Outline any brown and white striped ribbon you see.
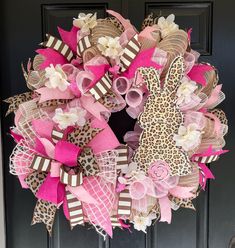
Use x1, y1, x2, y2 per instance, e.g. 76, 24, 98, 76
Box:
194, 155, 219, 164
41, 34, 73, 61
77, 35, 92, 56
66, 190, 84, 228
117, 189, 132, 217
115, 145, 129, 171
60, 166, 83, 187
120, 34, 141, 72
111, 215, 121, 228
51, 128, 65, 143
30, 155, 51, 172
89, 73, 112, 101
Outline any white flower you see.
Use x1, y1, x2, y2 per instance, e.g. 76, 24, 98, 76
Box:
118, 162, 146, 185
133, 213, 157, 233
173, 123, 201, 151
52, 107, 87, 129
176, 77, 198, 105
157, 14, 179, 38
121, 161, 137, 175
73, 13, 97, 33
97, 36, 123, 60
45, 64, 70, 91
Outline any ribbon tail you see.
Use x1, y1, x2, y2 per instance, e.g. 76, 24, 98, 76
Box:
198, 163, 215, 190
169, 186, 195, 199
67, 185, 98, 204
4, 92, 34, 116
31, 199, 57, 236
65, 189, 84, 229
158, 196, 172, 224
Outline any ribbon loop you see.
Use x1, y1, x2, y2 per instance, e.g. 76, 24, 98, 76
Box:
60, 165, 83, 187
120, 34, 141, 72
88, 73, 112, 101
41, 34, 73, 61
30, 155, 52, 172
51, 128, 66, 143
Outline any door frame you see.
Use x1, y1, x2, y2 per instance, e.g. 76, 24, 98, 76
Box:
0, 120, 6, 248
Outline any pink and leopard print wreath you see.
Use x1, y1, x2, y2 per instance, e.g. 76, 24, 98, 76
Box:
4, 10, 228, 238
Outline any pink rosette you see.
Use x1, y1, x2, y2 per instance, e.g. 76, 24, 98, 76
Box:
148, 161, 179, 198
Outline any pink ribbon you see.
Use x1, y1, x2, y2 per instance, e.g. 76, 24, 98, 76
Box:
36, 87, 74, 103
188, 64, 214, 86
125, 87, 146, 108
113, 76, 132, 95
36, 173, 65, 204
198, 163, 215, 190
80, 95, 110, 120
106, 10, 135, 31
66, 185, 98, 204
158, 197, 172, 224
55, 140, 81, 167
36, 48, 68, 69
192, 145, 229, 160
203, 85, 223, 108
122, 47, 162, 79
88, 117, 120, 154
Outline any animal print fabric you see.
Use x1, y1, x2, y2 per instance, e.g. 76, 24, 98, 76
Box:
170, 196, 195, 210
133, 56, 191, 176
78, 147, 100, 176
98, 90, 122, 110
25, 171, 47, 195
211, 108, 228, 125
68, 122, 102, 148
141, 13, 157, 30
31, 199, 57, 235
4, 92, 34, 116
38, 99, 71, 109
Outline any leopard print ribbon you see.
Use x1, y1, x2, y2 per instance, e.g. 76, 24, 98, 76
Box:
24, 171, 57, 235
67, 122, 102, 148
25, 171, 47, 195
4, 92, 34, 116
78, 147, 100, 176
31, 199, 57, 235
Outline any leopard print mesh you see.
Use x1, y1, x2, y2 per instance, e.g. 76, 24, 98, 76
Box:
141, 13, 157, 30
133, 56, 191, 176
4, 92, 34, 116
211, 108, 228, 125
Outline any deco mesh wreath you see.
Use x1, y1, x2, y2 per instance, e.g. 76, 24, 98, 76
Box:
5, 10, 228, 237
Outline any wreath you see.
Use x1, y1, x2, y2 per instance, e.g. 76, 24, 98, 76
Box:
4, 10, 228, 238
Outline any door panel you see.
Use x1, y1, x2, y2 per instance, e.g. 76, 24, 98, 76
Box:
1, 0, 235, 247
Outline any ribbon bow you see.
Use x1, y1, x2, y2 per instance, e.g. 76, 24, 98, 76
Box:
27, 120, 102, 229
